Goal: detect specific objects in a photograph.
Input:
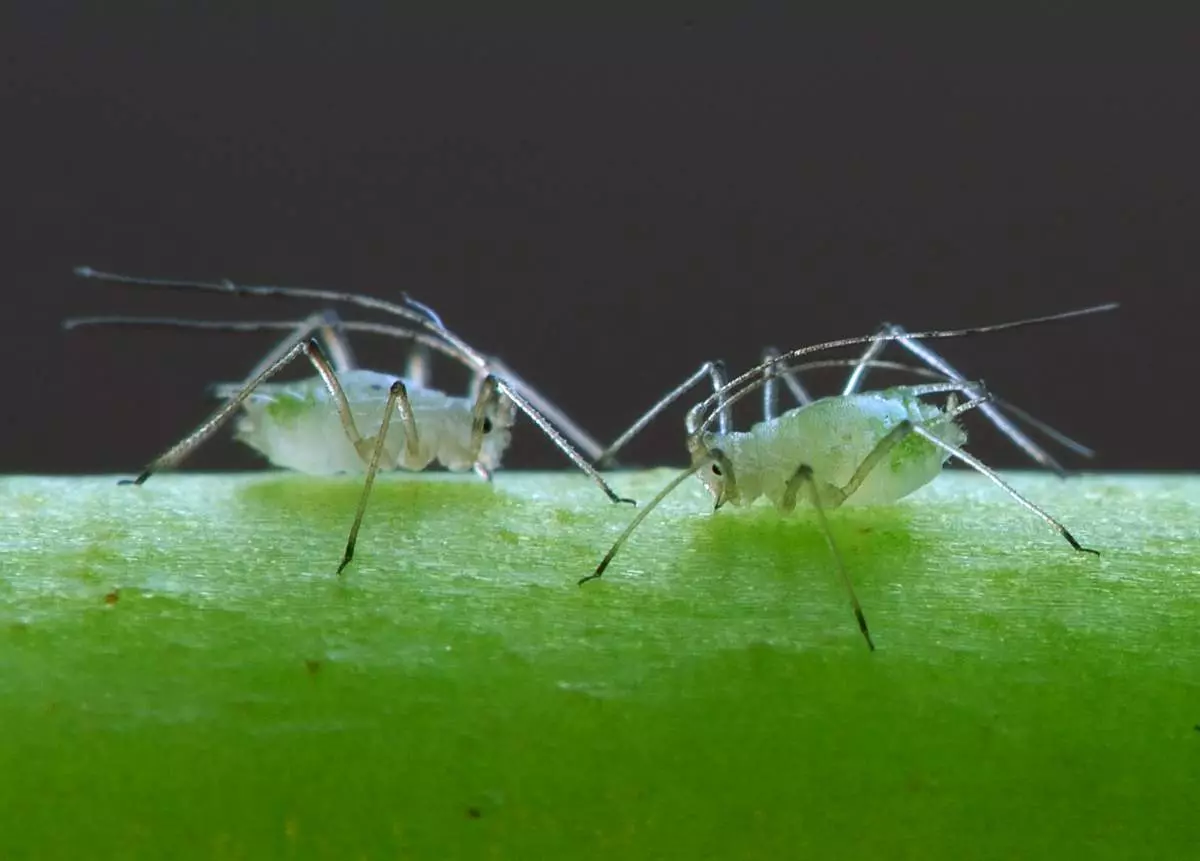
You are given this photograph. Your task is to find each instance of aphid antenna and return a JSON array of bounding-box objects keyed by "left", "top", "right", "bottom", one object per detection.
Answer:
[
  {"left": 73, "top": 265, "right": 484, "bottom": 368},
  {"left": 691, "top": 303, "right": 1119, "bottom": 436},
  {"left": 687, "top": 356, "right": 1095, "bottom": 460},
  {"left": 63, "top": 314, "right": 610, "bottom": 464}
]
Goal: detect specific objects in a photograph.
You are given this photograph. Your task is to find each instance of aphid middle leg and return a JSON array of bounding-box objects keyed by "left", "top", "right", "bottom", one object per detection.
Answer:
[
  {"left": 338, "top": 380, "right": 410, "bottom": 575},
  {"left": 781, "top": 464, "right": 876, "bottom": 651}
]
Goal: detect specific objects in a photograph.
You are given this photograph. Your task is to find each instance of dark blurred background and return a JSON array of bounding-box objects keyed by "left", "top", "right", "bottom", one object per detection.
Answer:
[{"left": 4, "top": 7, "right": 1195, "bottom": 474}]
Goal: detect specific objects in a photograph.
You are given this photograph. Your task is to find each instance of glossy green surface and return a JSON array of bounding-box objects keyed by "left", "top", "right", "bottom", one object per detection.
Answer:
[{"left": 1, "top": 471, "right": 1197, "bottom": 859}]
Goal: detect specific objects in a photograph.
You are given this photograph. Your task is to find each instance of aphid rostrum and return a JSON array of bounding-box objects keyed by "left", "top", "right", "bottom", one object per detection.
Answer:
[
  {"left": 581, "top": 303, "right": 1118, "bottom": 650},
  {"left": 67, "top": 266, "right": 635, "bottom": 573}
]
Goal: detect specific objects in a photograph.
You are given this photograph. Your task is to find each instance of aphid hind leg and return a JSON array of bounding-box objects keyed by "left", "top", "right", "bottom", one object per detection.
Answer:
[
  {"left": 124, "top": 338, "right": 357, "bottom": 485},
  {"left": 781, "top": 464, "right": 876, "bottom": 651},
  {"left": 240, "top": 310, "right": 358, "bottom": 383},
  {"left": 844, "top": 322, "right": 1078, "bottom": 476},
  {"left": 595, "top": 361, "right": 730, "bottom": 468},
  {"left": 908, "top": 423, "right": 1098, "bottom": 555}
]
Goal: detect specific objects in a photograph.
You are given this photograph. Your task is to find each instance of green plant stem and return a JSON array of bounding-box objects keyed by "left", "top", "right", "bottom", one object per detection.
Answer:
[{"left": 1, "top": 471, "right": 1197, "bottom": 859}]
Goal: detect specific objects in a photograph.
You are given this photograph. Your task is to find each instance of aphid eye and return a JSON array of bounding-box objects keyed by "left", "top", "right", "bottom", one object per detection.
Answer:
[
  {"left": 711, "top": 463, "right": 723, "bottom": 477},
  {"left": 482, "top": 418, "right": 494, "bottom": 434}
]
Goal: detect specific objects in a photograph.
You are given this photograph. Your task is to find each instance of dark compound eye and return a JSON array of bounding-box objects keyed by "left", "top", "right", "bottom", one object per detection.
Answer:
[
  {"left": 482, "top": 418, "right": 494, "bottom": 434},
  {"left": 711, "top": 463, "right": 723, "bottom": 476}
]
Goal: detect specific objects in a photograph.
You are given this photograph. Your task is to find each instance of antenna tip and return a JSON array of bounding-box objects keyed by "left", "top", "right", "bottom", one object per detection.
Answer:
[{"left": 74, "top": 266, "right": 95, "bottom": 278}]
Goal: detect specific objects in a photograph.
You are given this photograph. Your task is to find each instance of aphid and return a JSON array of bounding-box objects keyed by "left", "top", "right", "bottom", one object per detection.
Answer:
[
  {"left": 67, "top": 266, "right": 634, "bottom": 573},
  {"left": 581, "top": 303, "right": 1118, "bottom": 650}
]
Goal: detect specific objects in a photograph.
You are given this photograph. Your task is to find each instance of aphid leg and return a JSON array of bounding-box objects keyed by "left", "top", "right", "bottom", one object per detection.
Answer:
[
  {"left": 579, "top": 451, "right": 728, "bottom": 585},
  {"left": 833, "top": 388, "right": 991, "bottom": 505},
  {"left": 909, "top": 423, "right": 1099, "bottom": 555},
  {"left": 762, "top": 347, "right": 812, "bottom": 414},
  {"left": 844, "top": 322, "right": 1085, "bottom": 475},
  {"left": 781, "top": 464, "right": 876, "bottom": 651},
  {"left": 466, "top": 374, "right": 503, "bottom": 482},
  {"left": 239, "top": 310, "right": 359, "bottom": 383},
  {"left": 595, "top": 361, "right": 730, "bottom": 468},
  {"left": 338, "top": 380, "right": 411, "bottom": 574},
  {"left": 762, "top": 350, "right": 779, "bottom": 421},
  {"left": 297, "top": 340, "right": 421, "bottom": 468},
  {"left": 491, "top": 377, "right": 636, "bottom": 505},
  {"left": 774, "top": 389, "right": 995, "bottom": 646},
  {"left": 834, "top": 386, "right": 1097, "bottom": 554},
  {"left": 405, "top": 339, "right": 432, "bottom": 390},
  {"left": 123, "top": 337, "right": 351, "bottom": 485},
  {"left": 485, "top": 355, "right": 608, "bottom": 463}
]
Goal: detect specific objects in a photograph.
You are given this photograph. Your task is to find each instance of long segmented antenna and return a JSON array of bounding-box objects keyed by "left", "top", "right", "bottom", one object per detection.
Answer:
[
  {"left": 692, "top": 303, "right": 1119, "bottom": 436},
  {"left": 72, "top": 267, "right": 632, "bottom": 504},
  {"left": 64, "top": 314, "right": 613, "bottom": 463},
  {"left": 66, "top": 313, "right": 1097, "bottom": 465},
  {"left": 694, "top": 356, "right": 1096, "bottom": 461}
]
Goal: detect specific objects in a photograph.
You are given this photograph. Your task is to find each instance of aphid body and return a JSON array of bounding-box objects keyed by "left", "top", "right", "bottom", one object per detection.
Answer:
[
  {"left": 214, "top": 369, "right": 515, "bottom": 476},
  {"left": 692, "top": 388, "right": 965, "bottom": 511}
]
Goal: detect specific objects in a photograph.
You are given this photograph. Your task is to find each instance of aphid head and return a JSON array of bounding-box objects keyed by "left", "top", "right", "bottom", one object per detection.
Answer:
[
  {"left": 689, "top": 439, "right": 736, "bottom": 510},
  {"left": 474, "top": 391, "right": 518, "bottom": 470}
]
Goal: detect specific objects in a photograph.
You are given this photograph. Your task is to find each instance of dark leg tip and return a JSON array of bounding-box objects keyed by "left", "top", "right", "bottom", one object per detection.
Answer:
[
  {"left": 855, "top": 609, "right": 876, "bottom": 652},
  {"left": 336, "top": 546, "right": 355, "bottom": 576}
]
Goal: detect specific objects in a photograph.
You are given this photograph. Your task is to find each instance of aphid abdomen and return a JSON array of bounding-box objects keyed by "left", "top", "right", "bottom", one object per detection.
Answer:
[
  {"left": 842, "top": 393, "right": 965, "bottom": 505},
  {"left": 753, "top": 392, "right": 965, "bottom": 508},
  {"left": 221, "top": 372, "right": 428, "bottom": 475}
]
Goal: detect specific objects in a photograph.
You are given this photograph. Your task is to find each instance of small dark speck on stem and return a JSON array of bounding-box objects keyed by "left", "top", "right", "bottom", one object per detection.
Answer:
[
  {"left": 104, "top": 590, "right": 119, "bottom": 605},
  {"left": 466, "top": 807, "right": 482, "bottom": 819},
  {"left": 305, "top": 659, "right": 322, "bottom": 675}
]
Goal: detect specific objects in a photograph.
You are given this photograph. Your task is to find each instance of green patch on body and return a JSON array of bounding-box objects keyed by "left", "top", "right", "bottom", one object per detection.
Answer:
[
  {"left": 264, "top": 388, "right": 319, "bottom": 424},
  {"left": 889, "top": 427, "right": 941, "bottom": 472}
]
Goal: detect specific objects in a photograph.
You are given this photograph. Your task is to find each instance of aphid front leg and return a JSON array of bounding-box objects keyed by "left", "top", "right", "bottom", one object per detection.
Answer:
[
  {"left": 781, "top": 463, "right": 876, "bottom": 651},
  {"left": 467, "top": 374, "right": 504, "bottom": 482},
  {"left": 595, "top": 360, "right": 730, "bottom": 468}
]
